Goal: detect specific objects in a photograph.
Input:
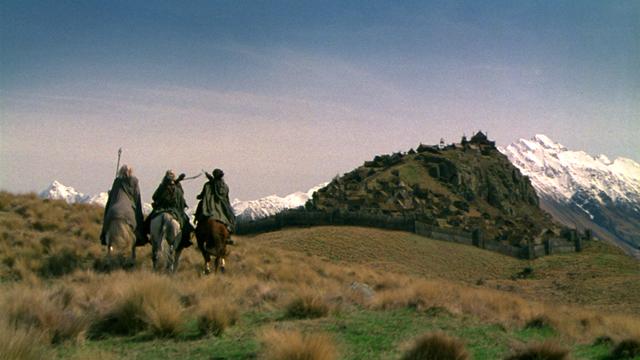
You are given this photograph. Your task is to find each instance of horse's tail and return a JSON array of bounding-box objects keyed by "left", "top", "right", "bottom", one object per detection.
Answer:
[{"left": 106, "top": 218, "right": 135, "bottom": 253}]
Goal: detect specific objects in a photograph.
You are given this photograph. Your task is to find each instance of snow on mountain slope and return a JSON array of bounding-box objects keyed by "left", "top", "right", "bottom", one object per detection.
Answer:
[
  {"left": 87, "top": 192, "right": 109, "bottom": 207},
  {"left": 232, "top": 183, "right": 328, "bottom": 221},
  {"left": 40, "top": 181, "right": 151, "bottom": 214},
  {"left": 499, "top": 134, "right": 640, "bottom": 207},
  {"left": 499, "top": 134, "right": 640, "bottom": 252},
  {"left": 40, "top": 181, "right": 327, "bottom": 221},
  {"left": 39, "top": 181, "right": 91, "bottom": 204}
]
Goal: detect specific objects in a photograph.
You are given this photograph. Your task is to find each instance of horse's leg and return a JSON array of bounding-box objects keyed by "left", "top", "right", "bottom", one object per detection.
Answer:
[
  {"left": 220, "top": 257, "right": 226, "bottom": 274},
  {"left": 164, "top": 226, "right": 173, "bottom": 272},
  {"left": 213, "top": 256, "right": 220, "bottom": 274},
  {"left": 151, "top": 218, "right": 162, "bottom": 271},
  {"left": 197, "top": 229, "right": 212, "bottom": 275},
  {"left": 173, "top": 247, "right": 183, "bottom": 273},
  {"left": 203, "top": 251, "right": 212, "bottom": 275},
  {"left": 168, "top": 223, "right": 181, "bottom": 273},
  {"left": 130, "top": 237, "right": 136, "bottom": 262},
  {"left": 106, "top": 233, "right": 112, "bottom": 258}
]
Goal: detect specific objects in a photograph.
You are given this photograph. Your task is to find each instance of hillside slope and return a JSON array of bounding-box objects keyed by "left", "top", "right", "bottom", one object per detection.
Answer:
[
  {"left": 309, "top": 133, "right": 559, "bottom": 247},
  {"left": 250, "top": 226, "right": 640, "bottom": 315},
  {"left": 1, "top": 192, "right": 639, "bottom": 360}
]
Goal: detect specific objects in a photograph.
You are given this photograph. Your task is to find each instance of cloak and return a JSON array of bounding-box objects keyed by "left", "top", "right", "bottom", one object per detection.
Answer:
[
  {"left": 197, "top": 178, "right": 236, "bottom": 231},
  {"left": 100, "top": 176, "right": 145, "bottom": 245},
  {"left": 146, "top": 179, "right": 193, "bottom": 248}
]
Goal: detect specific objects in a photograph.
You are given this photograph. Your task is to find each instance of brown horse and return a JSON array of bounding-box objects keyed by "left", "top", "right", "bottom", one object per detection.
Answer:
[{"left": 195, "top": 218, "right": 229, "bottom": 274}]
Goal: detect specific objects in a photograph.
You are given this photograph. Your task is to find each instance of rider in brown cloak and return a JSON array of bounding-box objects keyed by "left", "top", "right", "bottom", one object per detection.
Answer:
[{"left": 194, "top": 168, "right": 236, "bottom": 234}]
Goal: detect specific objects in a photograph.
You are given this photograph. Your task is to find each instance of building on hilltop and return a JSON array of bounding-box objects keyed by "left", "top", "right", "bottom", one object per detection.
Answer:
[{"left": 469, "top": 131, "right": 496, "bottom": 147}]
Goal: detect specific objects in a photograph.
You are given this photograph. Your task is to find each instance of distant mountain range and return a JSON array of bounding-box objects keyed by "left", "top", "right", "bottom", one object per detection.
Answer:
[
  {"left": 499, "top": 135, "right": 640, "bottom": 257},
  {"left": 39, "top": 180, "right": 326, "bottom": 220},
  {"left": 232, "top": 183, "right": 328, "bottom": 221},
  {"left": 40, "top": 180, "right": 109, "bottom": 207},
  {"left": 39, "top": 134, "right": 640, "bottom": 257}
]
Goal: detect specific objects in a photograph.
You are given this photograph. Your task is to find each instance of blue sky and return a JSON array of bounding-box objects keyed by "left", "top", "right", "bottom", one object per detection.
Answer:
[{"left": 1, "top": 1, "right": 639, "bottom": 202}]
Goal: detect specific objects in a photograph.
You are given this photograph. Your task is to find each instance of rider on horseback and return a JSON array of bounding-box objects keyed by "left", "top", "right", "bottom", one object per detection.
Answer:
[
  {"left": 194, "top": 168, "right": 236, "bottom": 245},
  {"left": 100, "top": 164, "right": 145, "bottom": 247},
  {"left": 145, "top": 170, "right": 194, "bottom": 248}
]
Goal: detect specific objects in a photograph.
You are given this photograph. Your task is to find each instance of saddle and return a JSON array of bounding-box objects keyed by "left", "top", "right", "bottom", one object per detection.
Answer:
[{"left": 141, "top": 210, "right": 194, "bottom": 249}]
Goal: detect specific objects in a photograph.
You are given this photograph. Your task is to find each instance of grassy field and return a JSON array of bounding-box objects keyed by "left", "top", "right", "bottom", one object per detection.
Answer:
[
  {"left": 253, "top": 226, "right": 640, "bottom": 315},
  {"left": 1, "top": 192, "right": 639, "bottom": 359}
]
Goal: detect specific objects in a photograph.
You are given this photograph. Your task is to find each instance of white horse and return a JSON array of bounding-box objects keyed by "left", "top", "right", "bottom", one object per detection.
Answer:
[
  {"left": 149, "top": 212, "right": 183, "bottom": 273},
  {"left": 105, "top": 218, "right": 137, "bottom": 265}
]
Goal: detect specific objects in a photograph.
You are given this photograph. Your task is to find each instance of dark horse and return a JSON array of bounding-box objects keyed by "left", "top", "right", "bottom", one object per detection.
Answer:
[{"left": 195, "top": 218, "right": 229, "bottom": 274}]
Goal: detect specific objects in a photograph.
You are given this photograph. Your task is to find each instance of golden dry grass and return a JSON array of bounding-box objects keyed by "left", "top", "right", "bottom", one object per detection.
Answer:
[
  {"left": 196, "top": 298, "right": 239, "bottom": 336},
  {"left": 260, "top": 328, "right": 338, "bottom": 360},
  {"left": 1, "top": 193, "right": 640, "bottom": 357},
  {"left": 505, "top": 341, "right": 569, "bottom": 360},
  {"left": 285, "top": 290, "right": 331, "bottom": 319},
  {"left": 2, "top": 285, "right": 90, "bottom": 344},
  {"left": 88, "top": 271, "right": 186, "bottom": 338},
  {"left": 249, "top": 226, "right": 640, "bottom": 315},
  {"left": 400, "top": 332, "right": 469, "bottom": 360},
  {"left": 0, "top": 321, "right": 51, "bottom": 360}
]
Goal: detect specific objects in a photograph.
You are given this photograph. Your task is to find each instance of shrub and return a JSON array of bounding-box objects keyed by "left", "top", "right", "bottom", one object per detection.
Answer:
[
  {"left": 197, "top": 299, "right": 239, "bottom": 336},
  {"left": 260, "top": 329, "right": 337, "bottom": 360},
  {"left": 401, "top": 332, "right": 469, "bottom": 360},
  {"left": 506, "top": 341, "right": 569, "bottom": 360},
  {"left": 610, "top": 338, "right": 640, "bottom": 359},
  {"left": 285, "top": 293, "right": 329, "bottom": 319}
]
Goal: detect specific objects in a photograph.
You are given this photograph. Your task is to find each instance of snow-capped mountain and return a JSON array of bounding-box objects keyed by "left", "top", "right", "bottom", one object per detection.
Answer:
[
  {"left": 86, "top": 192, "right": 109, "bottom": 207},
  {"left": 39, "top": 181, "right": 92, "bottom": 204},
  {"left": 232, "top": 183, "right": 328, "bottom": 221},
  {"left": 39, "top": 181, "right": 150, "bottom": 213},
  {"left": 500, "top": 134, "right": 640, "bottom": 255},
  {"left": 40, "top": 180, "right": 327, "bottom": 220}
]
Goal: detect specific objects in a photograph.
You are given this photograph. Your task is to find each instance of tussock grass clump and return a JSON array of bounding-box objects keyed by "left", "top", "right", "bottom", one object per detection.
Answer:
[
  {"left": 89, "top": 291, "right": 146, "bottom": 337},
  {"left": 3, "top": 286, "right": 89, "bottom": 344},
  {"left": 260, "top": 329, "right": 337, "bottom": 360},
  {"left": 0, "top": 322, "right": 51, "bottom": 360},
  {"left": 610, "top": 338, "right": 640, "bottom": 359},
  {"left": 38, "top": 247, "right": 84, "bottom": 277},
  {"left": 140, "top": 292, "right": 184, "bottom": 337},
  {"left": 401, "top": 332, "right": 469, "bottom": 360},
  {"left": 285, "top": 292, "right": 330, "bottom": 319},
  {"left": 525, "top": 315, "right": 557, "bottom": 331},
  {"left": 196, "top": 298, "right": 239, "bottom": 336},
  {"left": 505, "top": 341, "right": 569, "bottom": 360},
  {"left": 90, "top": 272, "right": 185, "bottom": 338}
]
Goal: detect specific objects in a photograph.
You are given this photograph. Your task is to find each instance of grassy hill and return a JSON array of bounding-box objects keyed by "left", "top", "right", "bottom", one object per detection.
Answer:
[
  {"left": 309, "top": 136, "right": 563, "bottom": 249},
  {"left": 252, "top": 227, "right": 640, "bottom": 316},
  {"left": 1, "top": 192, "right": 639, "bottom": 359}
]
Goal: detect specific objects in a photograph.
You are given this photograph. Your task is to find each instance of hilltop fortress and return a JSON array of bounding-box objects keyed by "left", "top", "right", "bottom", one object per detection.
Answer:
[{"left": 307, "top": 132, "right": 564, "bottom": 248}]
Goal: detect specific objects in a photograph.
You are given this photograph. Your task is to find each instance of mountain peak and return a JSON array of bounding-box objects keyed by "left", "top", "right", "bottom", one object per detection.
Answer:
[
  {"left": 501, "top": 134, "right": 640, "bottom": 253},
  {"left": 233, "top": 183, "right": 328, "bottom": 221},
  {"left": 40, "top": 180, "right": 87, "bottom": 204},
  {"left": 532, "top": 134, "right": 563, "bottom": 150}
]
